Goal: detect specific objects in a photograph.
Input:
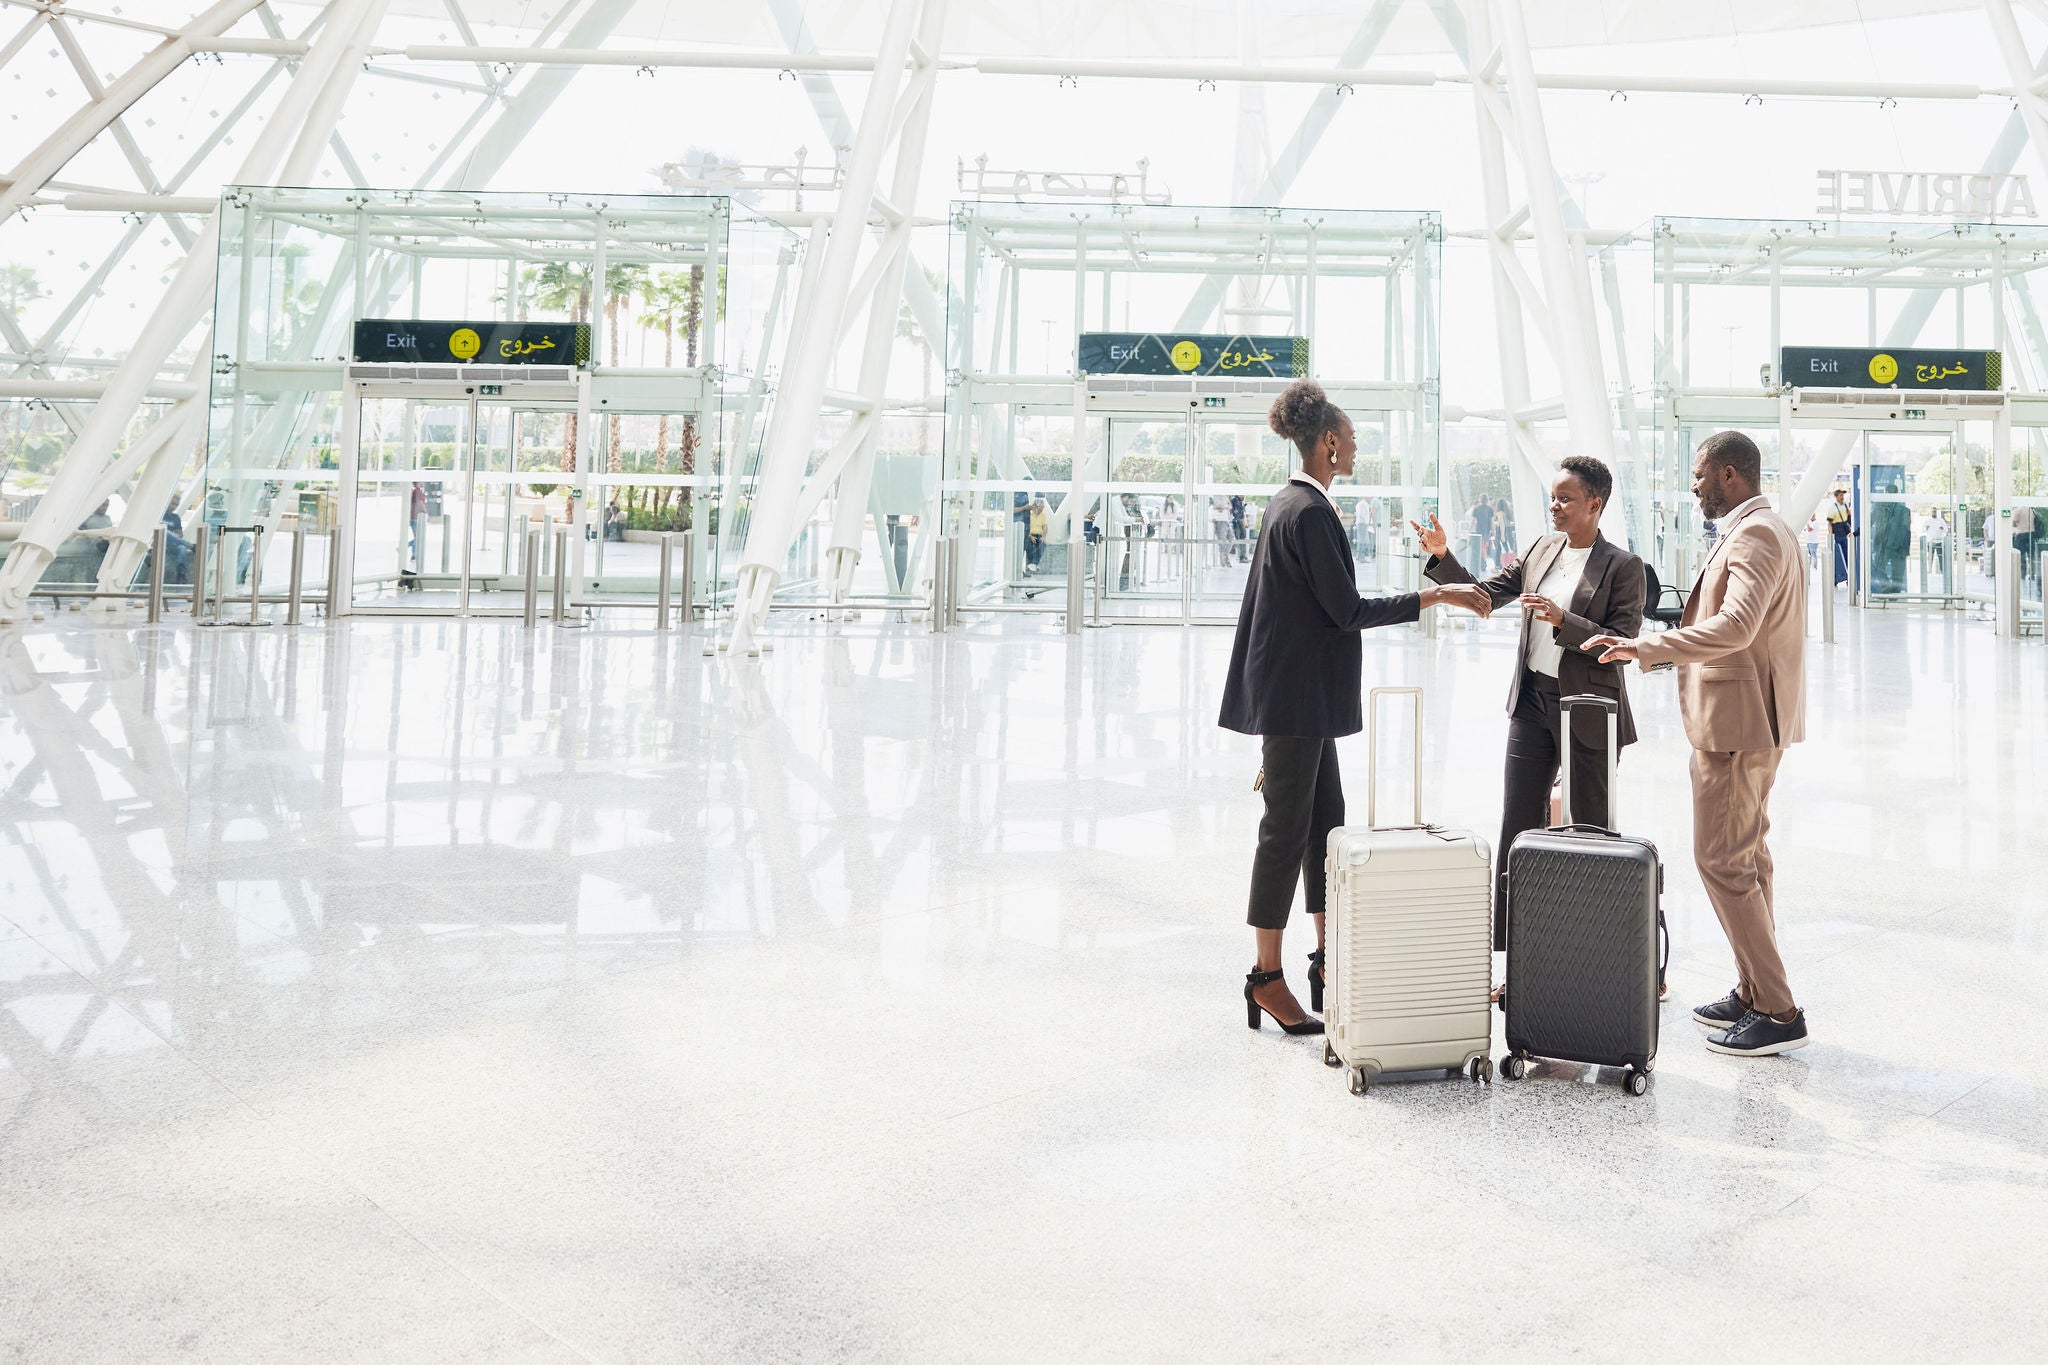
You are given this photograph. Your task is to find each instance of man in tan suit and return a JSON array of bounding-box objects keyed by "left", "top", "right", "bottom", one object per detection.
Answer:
[{"left": 1583, "top": 431, "right": 1810, "bottom": 1056}]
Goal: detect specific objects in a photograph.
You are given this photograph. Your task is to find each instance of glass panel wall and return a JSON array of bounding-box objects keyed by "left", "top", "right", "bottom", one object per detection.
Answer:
[
  {"left": 205, "top": 187, "right": 799, "bottom": 618},
  {"left": 945, "top": 202, "right": 1441, "bottom": 622}
]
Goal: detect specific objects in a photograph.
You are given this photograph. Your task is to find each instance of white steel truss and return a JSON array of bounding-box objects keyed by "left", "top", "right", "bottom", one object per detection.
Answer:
[
  {"left": 4, "top": 1, "right": 2048, "bottom": 637},
  {"left": 723, "top": 0, "right": 947, "bottom": 657}
]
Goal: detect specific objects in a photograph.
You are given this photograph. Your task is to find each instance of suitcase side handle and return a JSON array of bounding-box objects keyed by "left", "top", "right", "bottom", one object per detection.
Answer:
[
  {"left": 1366, "top": 686, "right": 1423, "bottom": 828},
  {"left": 1558, "top": 692, "right": 1620, "bottom": 829}
]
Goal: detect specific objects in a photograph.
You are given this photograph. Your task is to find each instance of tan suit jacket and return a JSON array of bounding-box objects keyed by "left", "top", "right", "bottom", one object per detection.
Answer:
[{"left": 1634, "top": 501, "right": 1806, "bottom": 752}]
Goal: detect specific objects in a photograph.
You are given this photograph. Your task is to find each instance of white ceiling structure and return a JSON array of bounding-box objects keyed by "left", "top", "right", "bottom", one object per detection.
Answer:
[{"left": 2, "top": 0, "right": 2046, "bottom": 630}]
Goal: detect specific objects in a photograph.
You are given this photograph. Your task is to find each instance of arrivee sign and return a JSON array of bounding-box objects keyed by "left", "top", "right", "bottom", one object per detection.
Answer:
[{"left": 1816, "top": 169, "right": 2036, "bottom": 220}]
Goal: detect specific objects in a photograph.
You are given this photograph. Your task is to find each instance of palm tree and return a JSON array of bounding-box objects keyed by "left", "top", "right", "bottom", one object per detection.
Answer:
[
  {"left": 637, "top": 269, "right": 697, "bottom": 525},
  {"left": 525, "top": 261, "right": 592, "bottom": 472},
  {"left": 603, "top": 263, "right": 649, "bottom": 485}
]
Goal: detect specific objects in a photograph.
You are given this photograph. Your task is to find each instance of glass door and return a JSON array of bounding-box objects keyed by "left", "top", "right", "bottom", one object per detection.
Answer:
[
  {"left": 469, "top": 402, "right": 576, "bottom": 613},
  {"left": 353, "top": 395, "right": 470, "bottom": 612},
  {"left": 1101, "top": 414, "right": 1189, "bottom": 619},
  {"left": 1189, "top": 414, "right": 1285, "bottom": 622},
  {"left": 1861, "top": 428, "right": 1963, "bottom": 607}
]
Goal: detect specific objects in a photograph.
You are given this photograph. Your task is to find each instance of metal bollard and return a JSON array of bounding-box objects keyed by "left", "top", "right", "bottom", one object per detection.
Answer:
[
  {"left": 242, "top": 526, "right": 272, "bottom": 627},
  {"left": 1820, "top": 558, "right": 1835, "bottom": 643},
  {"left": 146, "top": 526, "right": 167, "bottom": 624},
  {"left": 678, "top": 527, "right": 695, "bottom": 626},
  {"left": 929, "top": 535, "right": 949, "bottom": 634},
  {"left": 191, "top": 523, "right": 211, "bottom": 621},
  {"left": 542, "top": 513, "right": 554, "bottom": 576},
  {"left": 324, "top": 528, "right": 343, "bottom": 617},
  {"left": 1066, "top": 537, "right": 1084, "bottom": 635},
  {"left": 286, "top": 528, "right": 307, "bottom": 626},
  {"left": 439, "top": 513, "right": 451, "bottom": 574},
  {"left": 550, "top": 527, "right": 568, "bottom": 623},
  {"left": 948, "top": 534, "right": 964, "bottom": 627},
  {"left": 198, "top": 526, "right": 231, "bottom": 627},
  {"left": 522, "top": 528, "right": 540, "bottom": 628},
  {"left": 656, "top": 532, "right": 674, "bottom": 630}
]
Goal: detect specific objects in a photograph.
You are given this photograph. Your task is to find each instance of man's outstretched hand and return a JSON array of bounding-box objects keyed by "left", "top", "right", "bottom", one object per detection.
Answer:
[
  {"left": 1423, "top": 583, "right": 1493, "bottom": 618},
  {"left": 1580, "top": 634, "right": 1641, "bottom": 665}
]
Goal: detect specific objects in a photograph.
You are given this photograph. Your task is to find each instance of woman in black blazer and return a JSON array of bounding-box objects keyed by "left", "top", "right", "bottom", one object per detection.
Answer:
[
  {"left": 1414, "top": 456, "right": 1646, "bottom": 951},
  {"left": 1219, "top": 382, "right": 1491, "bottom": 1035}
]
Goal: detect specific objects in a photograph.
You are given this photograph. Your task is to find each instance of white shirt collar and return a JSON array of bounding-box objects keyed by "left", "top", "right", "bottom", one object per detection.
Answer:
[
  {"left": 1289, "top": 471, "right": 1340, "bottom": 514},
  {"left": 1717, "top": 494, "right": 1770, "bottom": 528}
]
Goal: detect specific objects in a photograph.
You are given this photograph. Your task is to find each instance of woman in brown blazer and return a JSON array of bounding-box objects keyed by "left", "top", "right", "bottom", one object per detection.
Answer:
[{"left": 1413, "top": 457, "right": 1646, "bottom": 950}]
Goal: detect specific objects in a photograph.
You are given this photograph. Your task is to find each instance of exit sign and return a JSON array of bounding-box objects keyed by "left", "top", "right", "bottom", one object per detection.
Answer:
[{"left": 480, "top": 384, "right": 503, "bottom": 395}]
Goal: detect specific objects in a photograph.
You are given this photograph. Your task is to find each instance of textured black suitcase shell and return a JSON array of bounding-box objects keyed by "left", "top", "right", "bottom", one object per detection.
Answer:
[{"left": 1504, "top": 828, "right": 1662, "bottom": 1073}]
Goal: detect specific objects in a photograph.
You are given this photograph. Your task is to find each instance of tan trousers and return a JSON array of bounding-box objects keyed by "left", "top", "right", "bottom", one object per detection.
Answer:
[{"left": 1688, "top": 747, "right": 1795, "bottom": 1016}]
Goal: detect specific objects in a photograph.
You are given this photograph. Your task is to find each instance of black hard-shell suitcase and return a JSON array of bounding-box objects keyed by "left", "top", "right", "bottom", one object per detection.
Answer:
[{"left": 1498, "top": 693, "right": 1667, "bottom": 1096}]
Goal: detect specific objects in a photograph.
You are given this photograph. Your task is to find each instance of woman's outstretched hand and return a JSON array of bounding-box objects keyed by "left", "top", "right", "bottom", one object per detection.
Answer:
[
  {"left": 1408, "top": 513, "right": 1450, "bottom": 560},
  {"left": 1422, "top": 583, "right": 1492, "bottom": 618}
]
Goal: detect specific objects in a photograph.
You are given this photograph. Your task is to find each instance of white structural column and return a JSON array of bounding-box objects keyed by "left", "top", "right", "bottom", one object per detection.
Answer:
[
  {"left": 726, "top": 0, "right": 939, "bottom": 655},
  {"left": 1460, "top": 0, "right": 1575, "bottom": 539},
  {"left": 0, "top": 0, "right": 392, "bottom": 623},
  {"left": 823, "top": 0, "right": 949, "bottom": 604},
  {"left": 1477, "top": 0, "right": 1620, "bottom": 538}
]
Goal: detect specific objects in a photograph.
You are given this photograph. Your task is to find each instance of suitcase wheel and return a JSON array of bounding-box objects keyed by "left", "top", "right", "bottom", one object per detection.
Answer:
[
  {"left": 1624, "top": 1068, "right": 1650, "bottom": 1097},
  {"left": 1323, "top": 1042, "right": 1341, "bottom": 1069},
  {"left": 1348, "top": 1067, "right": 1371, "bottom": 1096},
  {"left": 1501, "top": 1054, "right": 1527, "bottom": 1081},
  {"left": 1467, "top": 1056, "right": 1494, "bottom": 1084}
]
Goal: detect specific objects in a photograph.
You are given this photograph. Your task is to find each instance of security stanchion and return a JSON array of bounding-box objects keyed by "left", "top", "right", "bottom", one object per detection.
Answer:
[
  {"left": 522, "top": 529, "right": 541, "bottom": 628},
  {"left": 237, "top": 526, "right": 272, "bottom": 628},
  {"left": 678, "top": 528, "right": 695, "bottom": 627},
  {"left": 286, "top": 528, "right": 307, "bottom": 626},
  {"left": 656, "top": 532, "right": 674, "bottom": 630},
  {"left": 146, "top": 527, "right": 167, "bottom": 624},
  {"left": 190, "top": 524, "right": 211, "bottom": 622}
]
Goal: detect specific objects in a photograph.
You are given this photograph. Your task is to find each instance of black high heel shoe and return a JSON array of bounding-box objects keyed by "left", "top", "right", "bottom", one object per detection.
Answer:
[
  {"left": 1307, "top": 950, "right": 1325, "bottom": 1014},
  {"left": 1245, "top": 967, "right": 1325, "bottom": 1035}
]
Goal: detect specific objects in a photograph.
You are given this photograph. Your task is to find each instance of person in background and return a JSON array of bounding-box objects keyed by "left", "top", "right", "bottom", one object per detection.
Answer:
[
  {"left": 1827, "top": 487, "right": 1852, "bottom": 587},
  {"left": 1024, "top": 498, "right": 1048, "bottom": 574},
  {"left": 1416, "top": 456, "right": 1646, "bottom": 958},
  {"left": 1210, "top": 494, "right": 1234, "bottom": 567},
  {"left": 1584, "top": 430, "right": 1811, "bottom": 1057},
  {"left": 1219, "top": 380, "right": 1492, "bottom": 1038},
  {"left": 1472, "top": 496, "right": 1495, "bottom": 570},
  {"left": 408, "top": 482, "right": 427, "bottom": 570},
  {"left": 1229, "top": 493, "right": 1248, "bottom": 563}
]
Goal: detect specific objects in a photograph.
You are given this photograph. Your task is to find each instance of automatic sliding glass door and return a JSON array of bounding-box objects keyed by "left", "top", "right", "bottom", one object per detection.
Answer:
[{"left": 350, "top": 390, "right": 574, "bottom": 615}]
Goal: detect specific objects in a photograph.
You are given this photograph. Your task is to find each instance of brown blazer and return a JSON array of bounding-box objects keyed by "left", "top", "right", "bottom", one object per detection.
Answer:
[
  {"left": 1425, "top": 532, "right": 1645, "bottom": 748},
  {"left": 1634, "top": 500, "right": 1806, "bottom": 752}
]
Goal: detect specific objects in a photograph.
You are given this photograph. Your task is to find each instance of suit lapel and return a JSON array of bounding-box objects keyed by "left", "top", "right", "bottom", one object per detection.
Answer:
[
  {"left": 1569, "top": 535, "right": 1612, "bottom": 617},
  {"left": 1518, "top": 534, "right": 1564, "bottom": 654}
]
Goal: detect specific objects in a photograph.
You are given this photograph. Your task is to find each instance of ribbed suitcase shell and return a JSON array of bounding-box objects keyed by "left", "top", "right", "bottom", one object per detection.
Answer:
[
  {"left": 1503, "top": 829, "right": 1662, "bottom": 1074},
  {"left": 1324, "top": 824, "right": 1493, "bottom": 1089}
]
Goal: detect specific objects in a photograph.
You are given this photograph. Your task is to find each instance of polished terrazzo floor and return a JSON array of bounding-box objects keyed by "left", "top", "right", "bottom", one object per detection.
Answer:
[{"left": 0, "top": 604, "right": 2042, "bottom": 1362}]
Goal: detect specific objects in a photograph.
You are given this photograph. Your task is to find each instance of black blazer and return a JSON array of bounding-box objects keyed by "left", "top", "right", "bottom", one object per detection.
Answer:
[
  {"left": 1219, "top": 481, "right": 1421, "bottom": 738},
  {"left": 1424, "top": 532, "right": 1646, "bottom": 748}
]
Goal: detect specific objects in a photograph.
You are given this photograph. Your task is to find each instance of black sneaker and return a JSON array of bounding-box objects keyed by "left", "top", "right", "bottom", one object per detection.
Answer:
[
  {"left": 1691, "top": 991, "right": 1750, "bottom": 1031},
  {"left": 1705, "top": 1009, "right": 1810, "bottom": 1057}
]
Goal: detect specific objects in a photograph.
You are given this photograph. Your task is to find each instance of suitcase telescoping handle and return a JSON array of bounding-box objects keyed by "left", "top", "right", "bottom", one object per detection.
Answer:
[
  {"left": 1366, "top": 686, "right": 1424, "bottom": 827},
  {"left": 1557, "top": 693, "right": 1619, "bottom": 829}
]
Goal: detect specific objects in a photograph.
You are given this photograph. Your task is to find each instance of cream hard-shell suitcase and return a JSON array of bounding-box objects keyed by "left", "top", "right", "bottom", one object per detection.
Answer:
[{"left": 1321, "top": 688, "right": 1495, "bottom": 1096}]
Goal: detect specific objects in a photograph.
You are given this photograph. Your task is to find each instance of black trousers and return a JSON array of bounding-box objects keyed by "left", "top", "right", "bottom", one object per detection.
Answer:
[
  {"left": 1496, "top": 671, "right": 1614, "bottom": 949},
  {"left": 1247, "top": 736, "right": 1344, "bottom": 930}
]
